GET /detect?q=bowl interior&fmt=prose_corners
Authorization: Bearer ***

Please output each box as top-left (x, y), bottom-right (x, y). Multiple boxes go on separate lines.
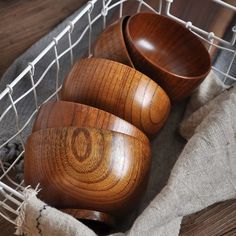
top-left (126, 13), bottom-right (211, 78)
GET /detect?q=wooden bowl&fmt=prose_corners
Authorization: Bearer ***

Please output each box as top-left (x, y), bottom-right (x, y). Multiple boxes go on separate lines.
top-left (60, 58), bottom-right (170, 136)
top-left (24, 127), bottom-right (151, 227)
top-left (93, 16), bottom-right (134, 67)
top-left (124, 13), bottom-right (211, 101)
top-left (33, 101), bottom-right (149, 143)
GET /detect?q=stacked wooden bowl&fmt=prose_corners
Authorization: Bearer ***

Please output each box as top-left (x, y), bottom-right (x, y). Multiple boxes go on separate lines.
top-left (24, 11), bottom-right (211, 234)
top-left (24, 58), bottom-right (170, 230)
top-left (94, 13), bottom-right (211, 101)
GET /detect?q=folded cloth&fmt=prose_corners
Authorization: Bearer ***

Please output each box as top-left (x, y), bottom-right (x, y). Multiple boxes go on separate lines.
top-left (16, 83), bottom-right (236, 236)
top-left (15, 189), bottom-right (96, 236)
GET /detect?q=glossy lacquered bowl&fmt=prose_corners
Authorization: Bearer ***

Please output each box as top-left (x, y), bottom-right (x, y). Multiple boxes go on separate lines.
top-left (33, 101), bottom-right (149, 143)
top-left (60, 58), bottom-right (170, 137)
top-left (24, 127), bottom-right (151, 227)
top-left (124, 13), bottom-right (211, 101)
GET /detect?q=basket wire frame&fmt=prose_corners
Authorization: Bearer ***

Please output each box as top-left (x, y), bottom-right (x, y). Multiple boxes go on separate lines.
top-left (0, 0), bottom-right (235, 226)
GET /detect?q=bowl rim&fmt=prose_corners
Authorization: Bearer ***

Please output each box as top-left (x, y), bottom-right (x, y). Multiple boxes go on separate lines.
top-left (33, 100), bottom-right (149, 143)
top-left (125, 12), bottom-right (211, 80)
top-left (120, 16), bottom-right (135, 67)
top-left (27, 126), bottom-right (151, 150)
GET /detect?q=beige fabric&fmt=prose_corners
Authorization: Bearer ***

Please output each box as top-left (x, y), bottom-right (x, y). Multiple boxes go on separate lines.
top-left (16, 78), bottom-right (236, 235)
top-left (126, 89), bottom-right (236, 236)
top-left (183, 70), bottom-right (228, 118)
top-left (16, 191), bottom-right (96, 236)
top-left (180, 85), bottom-right (236, 140)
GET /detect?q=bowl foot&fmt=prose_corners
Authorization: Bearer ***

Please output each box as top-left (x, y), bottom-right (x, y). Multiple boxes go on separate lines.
top-left (61, 209), bottom-right (116, 233)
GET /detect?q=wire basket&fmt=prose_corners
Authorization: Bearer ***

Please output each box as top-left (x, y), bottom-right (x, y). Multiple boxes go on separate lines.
top-left (0, 0), bottom-right (235, 229)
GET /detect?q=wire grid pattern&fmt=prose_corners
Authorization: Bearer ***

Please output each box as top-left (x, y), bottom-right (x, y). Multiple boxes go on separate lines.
top-left (0, 0), bottom-right (235, 226)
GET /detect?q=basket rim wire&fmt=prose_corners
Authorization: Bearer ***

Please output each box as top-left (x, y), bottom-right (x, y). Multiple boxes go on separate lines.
top-left (0, 0), bottom-right (235, 226)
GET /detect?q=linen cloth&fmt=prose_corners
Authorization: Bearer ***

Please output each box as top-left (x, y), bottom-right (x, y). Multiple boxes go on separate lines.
top-left (0, 2), bottom-right (235, 236)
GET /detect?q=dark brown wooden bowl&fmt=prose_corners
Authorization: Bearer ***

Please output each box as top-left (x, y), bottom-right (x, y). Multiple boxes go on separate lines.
top-left (60, 58), bottom-right (170, 137)
top-left (93, 16), bottom-right (134, 67)
top-left (33, 101), bottom-right (149, 143)
top-left (24, 127), bottom-right (151, 227)
top-left (124, 13), bottom-right (211, 101)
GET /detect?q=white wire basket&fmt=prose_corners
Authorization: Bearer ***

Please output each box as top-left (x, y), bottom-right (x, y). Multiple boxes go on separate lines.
top-left (0, 0), bottom-right (235, 229)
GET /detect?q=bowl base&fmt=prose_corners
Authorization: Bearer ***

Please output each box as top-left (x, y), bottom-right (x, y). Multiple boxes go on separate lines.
top-left (61, 208), bottom-right (116, 233)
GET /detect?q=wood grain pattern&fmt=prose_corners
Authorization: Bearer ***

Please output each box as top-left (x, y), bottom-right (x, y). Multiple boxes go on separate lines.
top-left (60, 58), bottom-right (171, 136)
top-left (0, 218), bottom-right (15, 236)
top-left (93, 16), bottom-right (134, 67)
top-left (24, 127), bottom-right (151, 226)
top-left (32, 101), bottom-right (149, 144)
top-left (170, 0), bottom-right (234, 57)
top-left (0, 0), bottom-right (87, 78)
top-left (0, 0), bottom-right (232, 79)
top-left (180, 199), bottom-right (236, 236)
top-left (124, 13), bottom-right (211, 102)
top-left (0, 176), bottom-right (19, 236)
